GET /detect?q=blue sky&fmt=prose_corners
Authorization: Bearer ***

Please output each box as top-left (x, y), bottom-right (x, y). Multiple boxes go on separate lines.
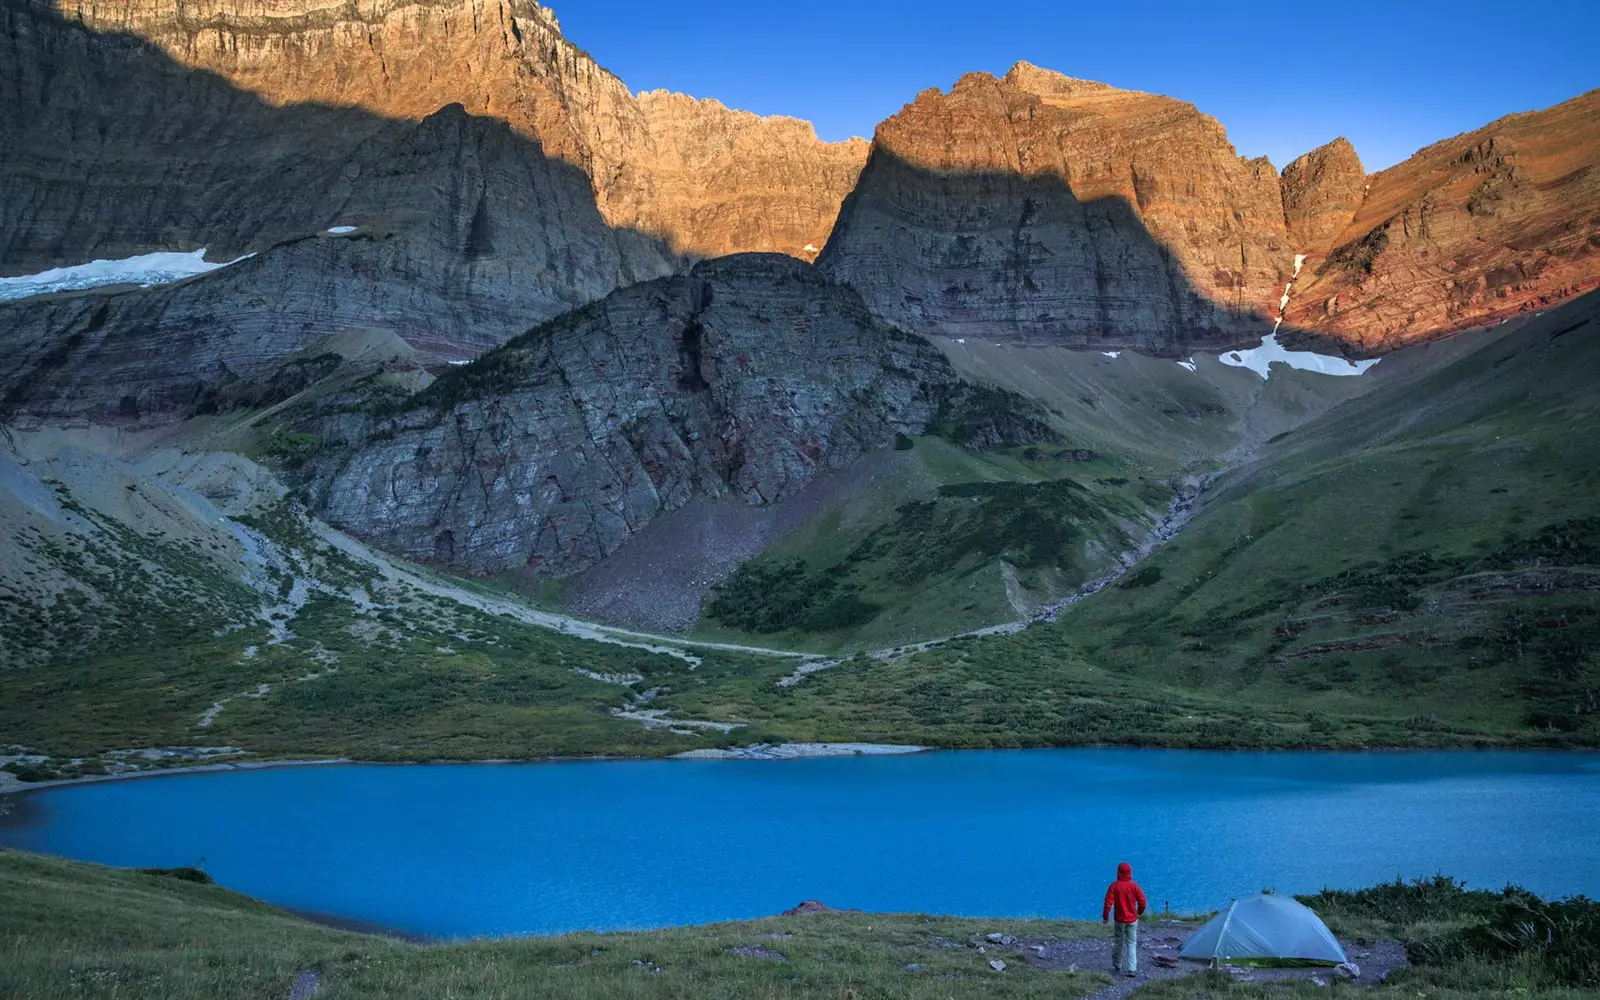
top-left (556, 0), bottom-right (1597, 172)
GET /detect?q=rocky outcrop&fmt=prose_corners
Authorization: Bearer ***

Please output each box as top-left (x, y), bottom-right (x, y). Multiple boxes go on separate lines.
top-left (312, 254), bottom-right (1053, 579)
top-left (817, 63), bottom-right (1291, 353)
top-left (3, 0), bottom-right (864, 271)
top-left (1285, 89), bottom-right (1600, 352)
top-left (0, 85), bottom-right (681, 423)
top-left (1281, 138), bottom-right (1366, 249)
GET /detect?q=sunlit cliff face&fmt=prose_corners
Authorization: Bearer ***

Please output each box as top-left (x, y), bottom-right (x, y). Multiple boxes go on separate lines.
top-left (48, 0), bottom-right (866, 260)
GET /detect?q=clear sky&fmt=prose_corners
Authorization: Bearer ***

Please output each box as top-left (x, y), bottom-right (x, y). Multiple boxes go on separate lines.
top-left (556, 0), bottom-right (1597, 172)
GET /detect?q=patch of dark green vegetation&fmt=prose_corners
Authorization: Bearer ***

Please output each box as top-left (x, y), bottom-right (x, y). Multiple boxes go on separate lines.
top-left (136, 867), bottom-right (213, 885)
top-left (704, 476), bottom-right (1127, 635)
top-left (258, 429), bottom-right (331, 468)
top-left (1321, 222), bottom-right (1391, 276)
top-left (1118, 566), bottom-right (1163, 589)
top-left (395, 304), bottom-right (601, 414)
top-left (703, 560), bottom-right (880, 633)
top-left (921, 380), bottom-right (1060, 450)
top-left (1302, 875), bottom-right (1600, 990)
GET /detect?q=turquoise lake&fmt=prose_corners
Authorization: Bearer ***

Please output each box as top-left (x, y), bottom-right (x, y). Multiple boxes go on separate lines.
top-left (3, 749), bottom-right (1597, 939)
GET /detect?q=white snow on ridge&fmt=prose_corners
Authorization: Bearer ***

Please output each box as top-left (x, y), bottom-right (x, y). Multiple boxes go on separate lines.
top-left (0, 249), bottom-right (249, 302)
top-left (1177, 358), bottom-right (1197, 372)
top-left (1219, 334), bottom-right (1379, 379)
top-left (327, 226), bottom-right (358, 235)
top-left (1101, 351), bottom-right (1121, 359)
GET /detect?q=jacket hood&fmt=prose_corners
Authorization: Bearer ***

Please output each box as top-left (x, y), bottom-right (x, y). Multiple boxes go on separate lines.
top-left (1117, 862), bottom-right (1133, 880)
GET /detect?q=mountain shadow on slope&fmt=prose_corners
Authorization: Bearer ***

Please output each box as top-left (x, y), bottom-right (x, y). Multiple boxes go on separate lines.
top-left (0, 0), bottom-right (680, 422)
top-left (818, 146), bottom-right (1287, 356)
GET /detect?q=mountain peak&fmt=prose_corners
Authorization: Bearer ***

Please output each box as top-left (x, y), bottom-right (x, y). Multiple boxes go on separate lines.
top-left (1002, 61), bottom-right (1117, 98)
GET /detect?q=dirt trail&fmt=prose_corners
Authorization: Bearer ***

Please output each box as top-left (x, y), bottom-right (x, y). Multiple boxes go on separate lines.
top-left (977, 923), bottom-right (1404, 999)
top-left (305, 515), bottom-right (814, 666)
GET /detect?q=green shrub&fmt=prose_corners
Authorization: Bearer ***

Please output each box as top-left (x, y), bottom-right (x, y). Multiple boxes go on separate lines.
top-left (1118, 566), bottom-right (1163, 589)
top-left (1414, 893), bottom-right (1600, 987)
top-left (136, 867), bottom-right (213, 885)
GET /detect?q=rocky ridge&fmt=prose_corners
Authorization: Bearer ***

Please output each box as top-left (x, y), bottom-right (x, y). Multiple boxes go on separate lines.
top-left (1285, 89), bottom-right (1600, 351)
top-left (6, 0), bottom-right (864, 269)
top-left (1280, 138), bottom-right (1367, 250)
top-left (311, 254), bottom-right (1054, 579)
top-left (817, 63), bottom-right (1292, 354)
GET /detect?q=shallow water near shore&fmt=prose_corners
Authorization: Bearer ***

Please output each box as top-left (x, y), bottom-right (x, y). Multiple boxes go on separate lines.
top-left (3, 749), bottom-right (1597, 938)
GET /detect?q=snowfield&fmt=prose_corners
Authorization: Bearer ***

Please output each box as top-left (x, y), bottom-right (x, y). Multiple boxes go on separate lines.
top-left (1219, 334), bottom-right (1380, 379)
top-left (0, 249), bottom-right (249, 301)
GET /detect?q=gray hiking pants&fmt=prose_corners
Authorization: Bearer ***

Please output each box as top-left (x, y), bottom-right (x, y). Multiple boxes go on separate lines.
top-left (1113, 920), bottom-right (1138, 973)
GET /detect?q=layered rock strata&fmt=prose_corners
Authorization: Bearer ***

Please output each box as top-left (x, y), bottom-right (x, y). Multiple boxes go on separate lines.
top-left (313, 254), bottom-right (1053, 579)
top-left (1285, 89), bottom-right (1600, 352)
top-left (4, 0), bottom-right (864, 270)
top-left (817, 63), bottom-right (1292, 353)
top-left (1280, 138), bottom-right (1367, 249)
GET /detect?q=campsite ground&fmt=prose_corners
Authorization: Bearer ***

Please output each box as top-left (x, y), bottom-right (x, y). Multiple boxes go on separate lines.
top-left (10, 850), bottom-right (1595, 1000)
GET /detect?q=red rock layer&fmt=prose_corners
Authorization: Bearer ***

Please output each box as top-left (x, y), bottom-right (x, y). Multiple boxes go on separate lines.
top-left (1286, 89), bottom-right (1600, 352)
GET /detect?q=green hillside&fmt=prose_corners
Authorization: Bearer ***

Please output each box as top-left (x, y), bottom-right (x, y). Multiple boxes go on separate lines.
top-left (725, 293), bottom-right (1600, 747)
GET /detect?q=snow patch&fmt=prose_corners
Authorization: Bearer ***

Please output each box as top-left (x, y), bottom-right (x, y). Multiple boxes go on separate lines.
top-left (326, 226), bottom-right (358, 235)
top-left (0, 249), bottom-right (251, 301)
top-left (1219, 334), bottom-right (1379, 379)
top-left (1101, 351), bottom-right (1121, 359)
top-left (1177, 358), bottom-right (1197, 372)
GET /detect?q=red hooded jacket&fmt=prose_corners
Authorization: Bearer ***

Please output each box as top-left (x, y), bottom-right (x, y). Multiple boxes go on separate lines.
top-left (1103, 863), bottom-right (1147, 924)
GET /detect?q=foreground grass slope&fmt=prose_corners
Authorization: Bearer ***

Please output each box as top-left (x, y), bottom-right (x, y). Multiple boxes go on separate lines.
top-left (3, 851), bottom-right (1595, 999)
top-left (0, 849), bottom-right (1110, 1000)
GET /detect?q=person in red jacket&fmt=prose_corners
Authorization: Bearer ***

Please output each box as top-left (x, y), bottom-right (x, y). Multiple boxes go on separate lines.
top-left (1102, 862), bottom-right (1148, 977)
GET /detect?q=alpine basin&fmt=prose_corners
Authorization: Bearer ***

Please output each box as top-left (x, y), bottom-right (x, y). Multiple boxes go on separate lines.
top-left (3, 749), bottom-right (1596, 939)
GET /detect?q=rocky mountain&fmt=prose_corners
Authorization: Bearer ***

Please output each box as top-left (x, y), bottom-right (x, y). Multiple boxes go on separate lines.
top-left (1284, 89), bottom-right (1600, 352)
top-left (0, 0), bottom-right (865, 423)
top-left (310, 254), bottom-right (1054, 580)
top-left (816, 63), bottom-right (1292, 354)
top-left (2, 0), bottom-right (864, 273)
top-left (1280, 138), bottom-right (1367, 249)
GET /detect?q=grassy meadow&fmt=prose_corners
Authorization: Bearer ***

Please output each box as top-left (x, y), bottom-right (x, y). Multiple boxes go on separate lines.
top-left (3, 851), bottom-right (1596, 999)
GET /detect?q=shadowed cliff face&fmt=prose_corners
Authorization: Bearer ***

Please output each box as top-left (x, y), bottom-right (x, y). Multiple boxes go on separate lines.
top-left (10, 0), bottom-right (864, 266)
top-left (1286, 89), bottom-right (1600, 352)
top-left (312, 254), bottom-right (1055, 579)
top-left (0, 2), bottom-right (683, 421)
top-left (817, 65), bottom-right (1290, 353)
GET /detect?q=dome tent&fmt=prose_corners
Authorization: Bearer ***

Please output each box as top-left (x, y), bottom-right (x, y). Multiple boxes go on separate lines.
top-left (1179, 894), bottom-right (1348, 967)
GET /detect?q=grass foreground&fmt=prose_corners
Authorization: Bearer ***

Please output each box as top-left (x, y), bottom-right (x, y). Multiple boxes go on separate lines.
top-left (2, 850), bottom-right (1597, 999)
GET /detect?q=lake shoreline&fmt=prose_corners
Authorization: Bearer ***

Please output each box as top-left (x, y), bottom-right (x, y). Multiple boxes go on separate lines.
top-left (0, 744), bottom-right (932, 797)
top-left (2, 741), bottom-right (1596, 798)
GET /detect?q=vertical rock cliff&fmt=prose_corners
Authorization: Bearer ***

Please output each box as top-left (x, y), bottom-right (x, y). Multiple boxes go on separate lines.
top-left (3, 0), bottom-right (865, 270)
top-left (817, 63), bottom-right (1292, 353)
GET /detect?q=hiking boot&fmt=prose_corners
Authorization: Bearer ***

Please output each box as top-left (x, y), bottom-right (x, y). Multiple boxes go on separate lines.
top-left (1126, 971), bottom-right (1138, 978)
